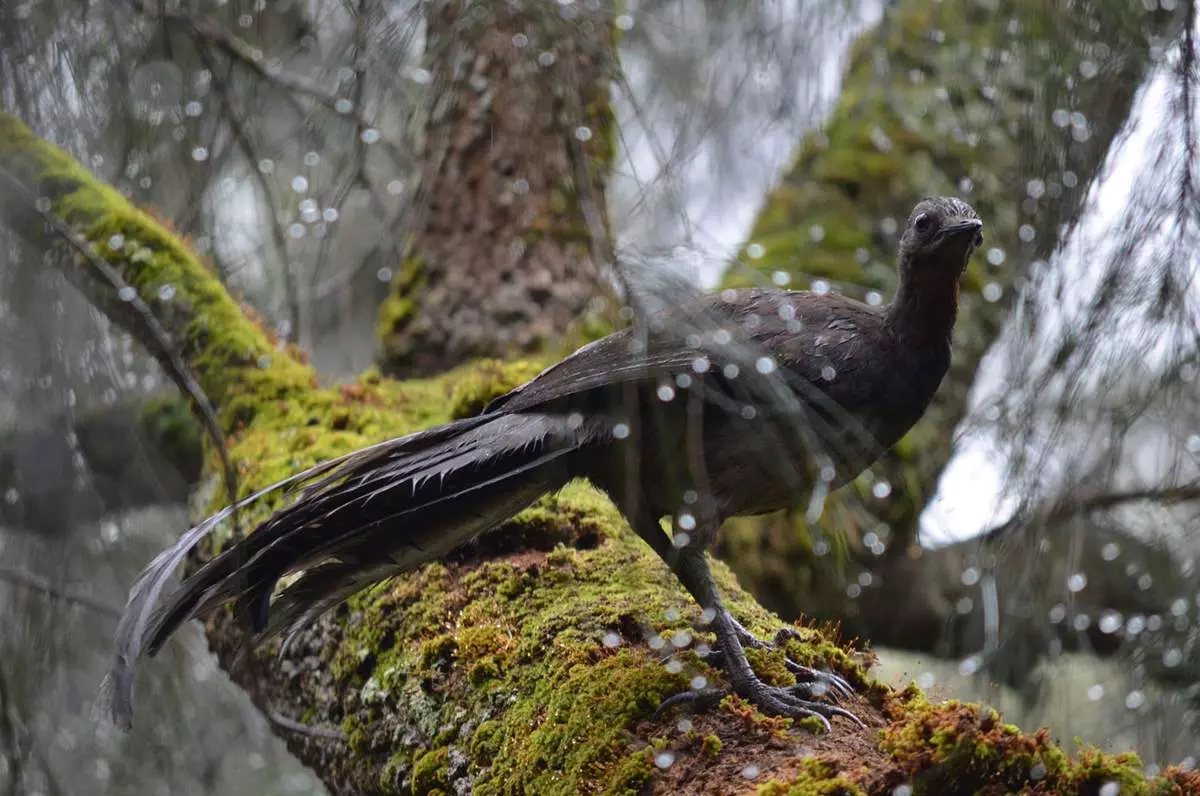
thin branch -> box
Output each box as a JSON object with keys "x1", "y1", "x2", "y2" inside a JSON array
[
  {"x1": 265, "y1": 709, "x2": 345, "y2": 742},
  {"x1": 0, "y1": 564, "x2": 121, "y2": 620},
  {"x1": 983, "y1": 483, "x2": 1200, "y2": 542},
  {"x1": 0, "y1": 163, "x2": 241, "y2": 537}
]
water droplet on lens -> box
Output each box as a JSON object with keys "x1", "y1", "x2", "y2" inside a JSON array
[
  {"x1": 741, "y1": 764, "x2": 760, "y2": 780},
  {"x1": 654, "y1": 752, "x2": 675, "y2": 769},
  {"x1": 746, "y1": 243, "x2": 765, "y2": 259},
  {"x1": 672, "y1": 532, "x2": 691, "y2": 549},
  {"x1": 677, "y1": 718, "x2": 693, "y2": 732},
  {"x1": 602, "y1": 631, "x2": 621, "y2": 648}
]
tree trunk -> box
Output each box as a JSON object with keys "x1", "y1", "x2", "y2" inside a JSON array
[{"x1": 375, "y1": 0, "x2": 614, "y2": 377}]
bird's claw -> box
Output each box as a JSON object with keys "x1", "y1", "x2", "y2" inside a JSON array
[
  {"x1": 717, "y1": 616, "x2": 856, "y2": 700},
  {"x1": 655, "y1": 681, "x2": 864, "y2": 733}
]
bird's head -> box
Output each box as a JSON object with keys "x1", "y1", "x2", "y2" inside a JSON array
[{"x1": 898, "y1": 196, "x2": 983, "y2": 277}]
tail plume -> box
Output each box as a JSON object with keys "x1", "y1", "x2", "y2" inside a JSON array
[{"x1": 101, "y1": 412, "x2": 603, "y2": 730}]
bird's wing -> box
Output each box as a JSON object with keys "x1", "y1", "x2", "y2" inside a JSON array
[{"x1": 488, "y1": 288, "x2": 882, "y2": 417}]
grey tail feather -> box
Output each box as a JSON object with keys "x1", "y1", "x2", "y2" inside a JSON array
[{"x1": 100, "y1": 412, "x2": 594, "y2": 731}]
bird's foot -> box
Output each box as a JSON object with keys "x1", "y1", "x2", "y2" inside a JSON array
[
  {"x1": 658, "y1": 610, "x2": 863, "y2": 731},
  {"x1": 705, "y1": 614, "x2": 855, "y2": 701},
  {"x1": 656, "y1": 675, "x2": 863, "y2": 733}
]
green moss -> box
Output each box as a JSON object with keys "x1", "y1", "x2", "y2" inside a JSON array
[
  {"x1": 756, "y1": 759, "x2": 866, "y2": 796},
  {"x1": 412, "y1": 747, "x2": 450, "y2": 795},
  {"x1": 700, "y1": 733, "x2": 722, "y2": 758},
  {"x1": 446, "y1": 358, "x2": 549, "y2": 419}
]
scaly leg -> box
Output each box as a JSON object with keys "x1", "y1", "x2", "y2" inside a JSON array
[{"x1": 638, "y1": 531, "x2": 862, "y2": 731}]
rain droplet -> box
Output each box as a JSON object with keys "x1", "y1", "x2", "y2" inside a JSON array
[
  {"x1": 665, "y1": 659, "x2": 683, "y2": 674},
  {"x1": 288, "y1": 223, "x2": 306, "y2": 238},
  {"x1": 118, "y1": 286, "x2": 137, "y2": 302},
  {"x1": 257, "y1": 354, "x2": 272, "y2": 369},
  {"x1": 893, "y1": 786, "x2": 913, "y2": 796},
  {"x1": 191, "y1": 146, "x2": 209, "y2": 162},
  {"x1": 916, "y1": 672, "x2": 935, "y2": 689},
  {"x1": 108, "y1": 234, "x2": 125, "y2": 250},
  {"x1": 184, "y1": 100, "x2": 202, "y2": 117},
  {"x1": 872, "y1": 480, "x2": 892, "y2": 499},
  {"x1": 657, "y1": 385, "x2": 675, "y2": 401},
  {"x1": 1098, "y1": 782, "x2": 1119, "y2": 796},
  {"x1": 615, "y1": 13, "x2": 634, "y2": 30},
  {"x1": 675, "y1": 373, "x2": 692, "y2": 389},
  {"x1": 958, "y1": 655, "x2": 979, "y2": 676},
  {"x1": 809, "y1": 224, "x2": 825, "y2": 242},
  {"x1": 377, "y1": 266, "x2": 393, "y2": 282},
  {"x1": 1163, "y1": 648, "x2": 1183, "y2": 668},
  {"x1": 648, "y1": 634, "x2": 665, "y2": 650},
  {"x1": 812, "y1": 279, "x2": 830, "y2": 295},
  {"x1": 723, "y1": 364, "x2": 739, "y2": 379},
  {"x1": 654, "y1": 751, "x2": 675, "y2": 769},
  {"x1": 1124, "y1": 691, "x2": 1145, "y2": 710},
  {"x1": 745, "y1": 242, "x2": 764, "y2": 259},
  {"x1": 677, "y1": 718, "x2": 693, "y2": 732},
  {"x1": 1029, "y1": 762, "x2": 1046, "y2": 780},
  {"x1": 566, "y1": 412, "x2": 583, "y2": 430},
  {"x1": 291, "y1": 175, "x2": 309, "y2": 193},
  {"x1": 865, "y1": 291, "x2": 883, "y2": 306},
  {"x1": 612, "y1": 423, "x2": 630, "y2": 440},
  {"x1": 1088, "y1": 684, "x2": 1104, "y2": 700},
  {"x1": 741, "y1": 764, "x2": 760, "y2": 780},
  {"x1": 820, "y1": 365, "x2": 837, "y2": 381},
  {"x1": 323, "y1": 207, "x2": 340, "y2": 222},
  {"x1": 360, "y1": 128, "x2": 380, "y2": 144},
  {"x1": 671, "y1": 630, "x2": 692, "y2": 648},
  {"x1": 1026, "y1": 179, "x2": 1046, "y2": 199},
  {"x1": 512, "y1": 33, "x2": 529, "y2": 47},
  {"x1": 1098, "y1": 611, "x2": 1122, "y2": 634},
  {"x1": 665, "y1": 608, "x2": 681, "y2": 622},
  {"x1": 690, "y1": 675, "x2": 707, "y2": 689},
  {"x1": 334, "y1": 98, "x2": 353, "y2": 114},
  {"x1": 986, "y1": 248, "x2": 1006, "y2": 266},
  {"x1": 387, "y1": 179, "x2": 405, "y2": 196},
  {"x1": 258, "y1": 159, "x2": 275, "y2": 174},
  {"x1": 961, "y1": 567, "x2": 980, "y2": 586},
  {"x1": 1018, "y1": 224, "x2": 1036, "y2": 242},
  {"x1": 691, "y1": 357, "x2": 710, "y2": 374},
  {"x1": 672, "y1": 532, "x2": 691, "y2": 549},
  {"x1": 158, "y1": 284, "x2": 176, "y2": 301},
  {"x1": 1101, "y1": 543, "x2": 1120, "y2": 561},
  {"x1": 574, "y1": 126, "x2": 593, "y2": 142},
  {"x1": 700, "y1": 608, "x2": 717, "y2": 624},
  {"x1": 756, "y1": 357, "x2": 776, "y2": 374},
  {"x1": 772, "y1": 270, "x2": 790, "y2": 286},
  {"x1": 1067, "y1": 573, "x2": 1087, "y2": 592},
  {"x1": 602, "y1": 631, "x2": 621, "y2": 648},
  {"x1": 537, "y1": 51, "x2": 556, "y2": 67}
]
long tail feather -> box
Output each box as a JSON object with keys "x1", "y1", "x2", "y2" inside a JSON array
[{"x1": 101, "y1": 412, "x2": 600, "y2": 730}]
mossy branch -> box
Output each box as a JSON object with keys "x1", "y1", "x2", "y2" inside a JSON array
[{"x1": 0, "y1": 110, "x2": 315, "y2": 435}]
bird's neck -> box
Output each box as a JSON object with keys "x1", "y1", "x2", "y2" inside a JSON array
[{"x1": 885, "y1": 267, "x2": 961, "y2": 348}]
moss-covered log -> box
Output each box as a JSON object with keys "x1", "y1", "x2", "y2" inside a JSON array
[
  {"x1": 716, "y1": 0, "x2": 1176, "y2": 655},
  {"x1": 4, "y1": 109, "x2": 1195, "y2": 794},
  {"x1": 375, "y1": 0, "x2": 616, "y2": 377}
]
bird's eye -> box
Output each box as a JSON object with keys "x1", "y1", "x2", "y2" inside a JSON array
[{"x1": 913, "y1": 213, "x2": 932, "y2": 233}]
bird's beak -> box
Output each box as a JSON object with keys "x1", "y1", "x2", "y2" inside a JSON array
[{"x1": 941, "y1": 218, "x2": 984, "y2": 240}]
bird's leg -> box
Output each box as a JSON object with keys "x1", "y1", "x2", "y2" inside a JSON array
[
  {"x1": 653, "y1": 546, "x2": 863, "y2": 731},
  {"x1": 627, "y1": 513, "x2": 855, "y2": 709},
  {"x1": 714, "y1": 614, "x2": 855, "y2": 701}
]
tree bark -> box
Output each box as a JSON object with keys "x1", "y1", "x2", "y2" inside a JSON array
[
  {"x1": 2, "y1": 95, "x2": 1192, "y2": 796},
  {"x1": 375, "y1": 0, "x2": 615, "y2": 377}
]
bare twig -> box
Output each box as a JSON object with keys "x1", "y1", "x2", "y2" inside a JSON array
[
  {"x1": 983, "y1": 483, "x2": 1200, "y2": 542},
  {"x1": 0, "y1": 564, "x2": 121, "y2": 619},
  {"x1": 265, "y1": 709, "x2": 345, "y2": 741}
]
